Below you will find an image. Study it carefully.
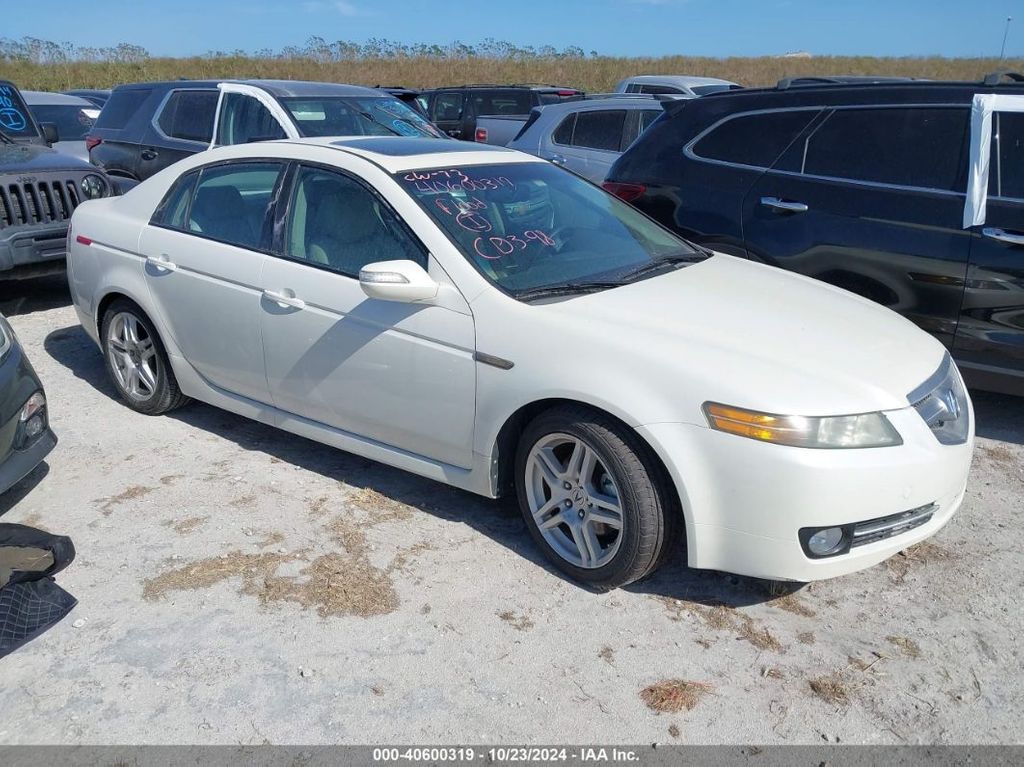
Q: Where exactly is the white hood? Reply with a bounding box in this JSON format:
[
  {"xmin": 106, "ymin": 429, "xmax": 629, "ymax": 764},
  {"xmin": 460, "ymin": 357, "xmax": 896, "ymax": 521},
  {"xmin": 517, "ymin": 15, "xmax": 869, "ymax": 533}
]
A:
[{"xmin": 534, "ymin": 254, "xmax": 948, "ymax": 419}]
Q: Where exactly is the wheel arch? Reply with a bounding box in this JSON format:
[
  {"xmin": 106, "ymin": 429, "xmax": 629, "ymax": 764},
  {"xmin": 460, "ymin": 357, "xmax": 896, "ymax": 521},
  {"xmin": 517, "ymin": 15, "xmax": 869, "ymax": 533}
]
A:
[{"xmin": 489, "ymin": 397, "xmax": 688, "ymax": 539}]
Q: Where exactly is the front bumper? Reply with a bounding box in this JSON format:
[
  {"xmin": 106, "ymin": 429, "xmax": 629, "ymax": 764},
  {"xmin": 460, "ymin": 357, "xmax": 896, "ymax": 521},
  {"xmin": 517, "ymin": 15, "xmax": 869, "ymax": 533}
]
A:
[
  {"xmin": 639, "ymin": 403, "xmax": 974, "ymax": 582},
  {"xmin": 0, "ymin": 333, "xmax": 57, "ymax": 496},
  {"xmin": 0, "ymin": 221, "xmax": 69, "ymax": 274}
]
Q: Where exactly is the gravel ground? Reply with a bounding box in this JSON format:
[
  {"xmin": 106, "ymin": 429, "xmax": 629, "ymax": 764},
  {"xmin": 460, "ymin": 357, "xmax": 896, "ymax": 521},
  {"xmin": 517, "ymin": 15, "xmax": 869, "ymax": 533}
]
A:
[{"xmin": 0, "ymin": 275, "xmax": 1021, "ymax": 745}]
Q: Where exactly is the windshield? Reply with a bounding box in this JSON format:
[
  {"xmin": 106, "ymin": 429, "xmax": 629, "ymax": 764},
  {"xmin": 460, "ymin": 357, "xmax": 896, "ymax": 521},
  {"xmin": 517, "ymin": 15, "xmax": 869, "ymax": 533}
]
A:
[
  {"xmin": 281, "ymin": 96, "xmax": 443, "ymax": 138},
  {"xmin": 0, "ymin": 84, "xmax": 40, "ymax": 139},
  {"xmin": 396, "ymin": 162, "xmax": 702, "ymax": 296},
  {"xmin": 27, "ymin": 104, "xmax": 99, "ymax": 140}
]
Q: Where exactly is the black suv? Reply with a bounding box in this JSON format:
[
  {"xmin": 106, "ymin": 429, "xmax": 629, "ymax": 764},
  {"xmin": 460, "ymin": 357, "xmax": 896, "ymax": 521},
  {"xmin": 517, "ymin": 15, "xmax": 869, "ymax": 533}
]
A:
[
  {"xmin": 605, "ymin": 74, "xmax": 1024, "ymax": 395},
  {"xmin": 419, "ymin": 84, "xmax": 583, "ymax": 140},
  {"xmin": 0, "ymin": 80, "xmax": 116, "ymax": 279}
]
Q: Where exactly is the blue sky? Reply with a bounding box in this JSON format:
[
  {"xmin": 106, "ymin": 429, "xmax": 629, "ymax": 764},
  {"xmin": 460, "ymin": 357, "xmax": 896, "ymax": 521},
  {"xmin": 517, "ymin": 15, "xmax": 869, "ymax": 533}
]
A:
[{"xmin": 7, "ymin": 0, "xmax": 1021, "ymax": 58}]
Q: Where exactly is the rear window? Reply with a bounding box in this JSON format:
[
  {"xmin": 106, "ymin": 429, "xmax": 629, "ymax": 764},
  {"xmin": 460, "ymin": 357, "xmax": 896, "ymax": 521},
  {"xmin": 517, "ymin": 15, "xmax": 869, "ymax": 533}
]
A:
[
  {"xmin": 691, "ymin": 84, "xmax": 742, "ymax": 96},
  {"xmin": 0, "ymin": 83, "xmax": 39, "ymax": 139},
  {"xmin": 692, "ymin": 110, "xmax": 818, "ymax": 169},
  {"xmin": 95, "ymin": 88, "xmax": 152, "ymax": 130},
  {"xmin": 157, "ymin": 90, "xmax": 218, "ymax": 143},
  {"xmin": 472, "ymin": 90, "xmax": 533, "ymax": 116},
  {"xmin": 795, "ymin": 107, "xmax": 970, "ymax": 192}
]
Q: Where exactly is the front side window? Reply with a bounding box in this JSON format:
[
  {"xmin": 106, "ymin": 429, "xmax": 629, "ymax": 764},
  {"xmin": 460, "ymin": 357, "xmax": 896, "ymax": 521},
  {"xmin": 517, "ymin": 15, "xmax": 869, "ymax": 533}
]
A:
[
  {"xmin": 284, "ymin": 165, "xmax": 426, "ymax": 276},
  {"xmin": 692, "ymin": 110, "xmax": 818, "ymax": 169},
  {"xmin": 990, "ymin": 111, "xmax": 1024, "ymax": 200},
  {"xmin": 184, "ymin": 163, "xmax": 283, "ymax": 249},
  {"xmin": 280, "ymin": 96, "xmax": 441, "ymax": 138},
  {"xmin": 157, "ymin": 90, "xmax": 218, "ymax": 143},
  {"xmin": 432, "ymin": 92, "xmax": 464, "ymax": 122},
  {"xmin": 216, "ymin": 93, "xmax": 287, "ymax": 146},
  {"xmin": 572, "ymin": 110, "xmax": 627, "ymax": 152},
  {"xmin": 396, "ymin": 162, "xmax": 699, "ymax": 296},
  {"xmin": 797, "ymin": 107, "xmax": 970, "ymax": 191}
]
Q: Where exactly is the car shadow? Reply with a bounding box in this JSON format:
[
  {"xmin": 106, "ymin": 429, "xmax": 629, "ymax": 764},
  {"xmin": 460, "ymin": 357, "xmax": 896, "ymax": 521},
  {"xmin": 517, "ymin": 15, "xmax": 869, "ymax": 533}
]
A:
[
  {"xmin": 0, "ymin": 274, "xmax": 72, "ymax": 317},
  {"xmin": 970, "ymin": 389, "xmax": 1024, "ymax": 445},
  {"xmin": 42, "ymin": 322, "xmax": 822, "ymax": 609}
]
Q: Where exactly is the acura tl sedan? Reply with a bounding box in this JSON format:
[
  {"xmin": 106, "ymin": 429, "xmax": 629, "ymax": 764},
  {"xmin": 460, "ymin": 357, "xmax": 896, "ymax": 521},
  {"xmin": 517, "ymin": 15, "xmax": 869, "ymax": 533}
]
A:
[{"xmin": 65, "ymin": 137, "xmax": 973, "ymax": 588}]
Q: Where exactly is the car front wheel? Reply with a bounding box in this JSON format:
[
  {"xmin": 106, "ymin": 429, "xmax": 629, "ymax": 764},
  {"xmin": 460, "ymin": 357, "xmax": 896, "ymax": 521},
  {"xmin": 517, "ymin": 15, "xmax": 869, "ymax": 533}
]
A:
[{"xmin": 515, "ymin": 405, "xmax": 677, "ymax": 589}]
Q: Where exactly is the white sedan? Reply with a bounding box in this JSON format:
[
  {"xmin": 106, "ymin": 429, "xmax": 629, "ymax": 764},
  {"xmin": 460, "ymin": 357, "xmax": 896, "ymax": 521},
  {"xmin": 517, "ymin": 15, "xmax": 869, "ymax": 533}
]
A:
[{"xmin": 66, "ymin": 136, "xmax": 974, "ymax": 588}]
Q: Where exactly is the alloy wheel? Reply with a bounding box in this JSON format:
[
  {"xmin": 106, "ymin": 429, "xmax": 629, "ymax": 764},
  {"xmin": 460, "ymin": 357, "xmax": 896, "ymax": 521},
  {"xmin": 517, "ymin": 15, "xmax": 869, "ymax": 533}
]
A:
[
  {"xmin": 524, "ymin": 433, "xmax": 624, "ymax": 569},
  {"xmin": 106, "ymin": 312, "xmax": 159, "ymax": 402}
]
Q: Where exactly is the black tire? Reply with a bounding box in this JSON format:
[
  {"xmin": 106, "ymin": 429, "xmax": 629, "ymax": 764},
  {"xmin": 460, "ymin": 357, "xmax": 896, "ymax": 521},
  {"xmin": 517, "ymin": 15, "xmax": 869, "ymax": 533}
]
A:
[
  {"xmin": 514, "ymin": 404, "xmax": 680, "ymax": 589},
  {"xmin": 100, "ymin": 299, "xmax": 190, "ymax": 415}
]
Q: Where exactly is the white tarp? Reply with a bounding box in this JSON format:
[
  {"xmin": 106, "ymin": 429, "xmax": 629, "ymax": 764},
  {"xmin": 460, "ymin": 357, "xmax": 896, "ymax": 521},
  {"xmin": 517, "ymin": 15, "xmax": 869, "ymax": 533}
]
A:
[{"xmin": 963, "ymin": 93, "xmax": 1024, "ymax": 228}]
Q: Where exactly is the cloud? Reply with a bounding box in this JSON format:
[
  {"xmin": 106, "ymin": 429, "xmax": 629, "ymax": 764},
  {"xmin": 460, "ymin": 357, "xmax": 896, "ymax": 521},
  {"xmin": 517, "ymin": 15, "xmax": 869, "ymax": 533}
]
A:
[{"xmin": 302, "ymin": 0, "xmax": 363, "ymax": 15}]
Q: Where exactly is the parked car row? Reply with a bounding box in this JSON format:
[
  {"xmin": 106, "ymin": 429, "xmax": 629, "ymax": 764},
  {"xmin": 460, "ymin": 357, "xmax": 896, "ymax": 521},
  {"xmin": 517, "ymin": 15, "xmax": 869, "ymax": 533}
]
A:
[{"xmin": 3, "ymin": 70, "xmax": 1009, "ymax": 593}]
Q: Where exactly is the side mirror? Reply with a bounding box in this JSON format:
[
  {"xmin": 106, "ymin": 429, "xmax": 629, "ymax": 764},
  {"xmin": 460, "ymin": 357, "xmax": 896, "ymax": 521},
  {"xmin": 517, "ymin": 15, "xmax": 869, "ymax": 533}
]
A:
[
  {"xmin": 359, "ymin": 260, "xmax": 438, "ymax": 303},
  {"xmin": 40, "ymin": 122, "xmax": 59, "ymax": 145}
]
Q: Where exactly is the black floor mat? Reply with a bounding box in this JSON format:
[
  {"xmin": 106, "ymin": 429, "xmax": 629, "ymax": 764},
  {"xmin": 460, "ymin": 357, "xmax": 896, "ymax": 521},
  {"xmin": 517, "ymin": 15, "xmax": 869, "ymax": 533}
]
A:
[{"xmin": 0, "ymin": 577, "xmax": 77, "ymax": 659}]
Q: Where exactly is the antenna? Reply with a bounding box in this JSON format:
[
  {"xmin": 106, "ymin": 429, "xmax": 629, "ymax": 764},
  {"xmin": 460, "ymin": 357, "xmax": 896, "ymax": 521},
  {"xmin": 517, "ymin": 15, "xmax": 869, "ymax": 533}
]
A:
[{"xmin": 1000, "ymin": 16, "xmax": 1013, "ymax": 60}]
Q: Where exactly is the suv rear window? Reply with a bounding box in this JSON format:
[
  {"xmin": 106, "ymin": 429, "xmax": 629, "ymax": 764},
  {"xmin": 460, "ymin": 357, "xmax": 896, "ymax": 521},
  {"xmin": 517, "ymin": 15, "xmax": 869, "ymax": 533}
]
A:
[
  {"xmin": 157, "ymin": 90, "xmax": 218, "ymax": 143},
  {"xmin": 472, "ymin": 91, "xmax": 533, "ymax": 116},
  {"xmin": 692, "ymin": 110, "xmax": 817, "ymax": 168},
  {"xmin": 95, "ymin": 88, "xmax": 152, "ymax": 129},
  {"xmin": 796, "ymin": 107, "xmax": 969, "ymax": 192}
]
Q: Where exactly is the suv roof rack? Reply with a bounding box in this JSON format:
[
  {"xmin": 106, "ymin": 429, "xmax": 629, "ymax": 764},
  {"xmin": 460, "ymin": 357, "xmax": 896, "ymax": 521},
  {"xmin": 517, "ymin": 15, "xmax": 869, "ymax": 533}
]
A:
[
  {"xmin": 775, "ymin": 75, "xmax": 919, "ymax": 90},
  {"xmin": 982, "ymin": 70, "xmax": 1024, "ymax": 85}
]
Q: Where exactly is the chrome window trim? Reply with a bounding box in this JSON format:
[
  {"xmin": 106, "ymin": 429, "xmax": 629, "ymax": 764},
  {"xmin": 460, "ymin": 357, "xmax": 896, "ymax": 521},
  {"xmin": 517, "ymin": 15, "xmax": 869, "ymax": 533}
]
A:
[
  {"xmin": 684, "ymin": 102, "xmax": 972, "ymax": 197},
  {"xmin": 151, "ymin": 87, "xmax": 219, "ymax": 146}
]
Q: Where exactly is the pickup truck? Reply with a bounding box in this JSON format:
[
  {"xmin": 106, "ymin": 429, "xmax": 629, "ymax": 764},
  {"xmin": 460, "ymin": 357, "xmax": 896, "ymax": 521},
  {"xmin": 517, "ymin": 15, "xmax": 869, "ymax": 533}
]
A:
[
  {"xmin": 419, "ymin": 85, "xmax": 583, "ymax": 144},
  {"xmin": 0, "ymin": 79, "xmax": 118, "ymax": 278}
]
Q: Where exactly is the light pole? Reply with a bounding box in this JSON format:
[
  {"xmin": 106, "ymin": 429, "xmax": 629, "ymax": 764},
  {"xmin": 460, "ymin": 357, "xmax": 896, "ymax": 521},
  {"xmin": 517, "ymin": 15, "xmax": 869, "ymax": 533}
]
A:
[{"xmin": 1000, "ymin": 16, "xmax": 1013, "ymax": 60}]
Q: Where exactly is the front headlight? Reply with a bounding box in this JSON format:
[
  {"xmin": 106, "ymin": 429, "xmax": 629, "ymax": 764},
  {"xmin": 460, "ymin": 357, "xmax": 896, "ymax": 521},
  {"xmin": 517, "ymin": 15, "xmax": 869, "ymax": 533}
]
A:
[
  {"xmin": 703, "ymin": 402, "xmax": 903, "ymax": 449},
  {"xmin": 81, "ymin": 174, "xmax": 108, "ymax": 200}
]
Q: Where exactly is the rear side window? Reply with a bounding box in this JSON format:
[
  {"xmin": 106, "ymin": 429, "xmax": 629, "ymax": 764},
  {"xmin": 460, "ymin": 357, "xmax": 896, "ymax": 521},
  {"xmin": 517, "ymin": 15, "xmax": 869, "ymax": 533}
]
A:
[
  {"xmin": 152, "ymin": 170, "xmax": 200, "ymax": 228},
  {"xmin": 94, "ymin": 88, "xmax": 151, "ymax": 129},
  {"xmin": 182, "ymin": 163, "xmax": 283, "ymax": 250},
  {"xmin": 639, "ymin": 84, "xmax": 684, "ymax": 95},
  {"xmin": 572, "ymin": 110, "xmax": 626, "ymax": 151},
  {"xmin": 157, "ymin": 90, "xmax": 218, "ymax": 143},
  {"xmin": 991, "ymin": 111, "xmax": 1024, "ymax": 200},
  {"xmin": 552, "ymin": 114, "xmax": 576, "ymax": 145},
  {"xmin": 798, "ymin": 107, "xmax": 970, "ymax": 191},
  {"xmin": 692, "ymin": 110, "xmax": 818, "ymax": 168}
]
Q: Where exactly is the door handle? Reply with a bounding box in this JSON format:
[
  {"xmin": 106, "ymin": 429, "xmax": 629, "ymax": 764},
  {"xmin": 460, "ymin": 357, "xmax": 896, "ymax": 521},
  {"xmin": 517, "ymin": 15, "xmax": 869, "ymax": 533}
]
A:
[
  {"xmin": 263, "ymin": 289, "xmax": 306, "ymax": 310},
  {"xmin": 761, "ymin": 196, "xmax": 809, "ymax": 213},
  {"xmin": 982, "ymin": 227, "xmax": 1024, "ymax": 246},
  {"xmin": 546, "ymin": 153, "xmax": 567, "ymax": 166},
  {"xmin": 146, "ymin": 254, "xmax": 177, "ymax": 272},
  {"xmin": 140, "ymin": 149, "xmax": 159, "ymax": 161}
]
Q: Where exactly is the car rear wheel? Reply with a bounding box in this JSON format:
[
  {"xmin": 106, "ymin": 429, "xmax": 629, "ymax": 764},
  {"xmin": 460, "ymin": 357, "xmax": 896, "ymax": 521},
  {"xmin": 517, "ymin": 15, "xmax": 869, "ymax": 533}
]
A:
[
  {"xmin": 515, "ymin": 405, "xmax": 677, "ymax": 589},
  {"xmin": 101, "ymin": 299, "xmax": 189, "ymax": 415}
]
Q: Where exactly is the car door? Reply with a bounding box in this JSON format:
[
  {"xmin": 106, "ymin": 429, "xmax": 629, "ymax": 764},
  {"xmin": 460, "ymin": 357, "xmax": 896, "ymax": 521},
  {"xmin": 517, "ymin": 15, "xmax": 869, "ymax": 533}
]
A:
[
  {"xmin": 258, "ymin": 163, "xmax": 476, "ymax": 468},
  {"xmin": 211, "ymin": 85, "xmax": 294, "ymax": 147},
  {"xmin": 429, "ymin": 91, "xmax": 466, "ymax": 139},
  {"xmin": 139, "ymin": 160, "xmax": 286, "ymax": 403},
  {"xmin": 741, "ymin": 105, "xmax": 973, "ymax": 349},
  {"xmin": 139, "ymin": 88, "xmax": 218, "ymax": 179},
  {"xmin": 955, "ymin": 109, "xmax": 1024, "ymax": 384}
]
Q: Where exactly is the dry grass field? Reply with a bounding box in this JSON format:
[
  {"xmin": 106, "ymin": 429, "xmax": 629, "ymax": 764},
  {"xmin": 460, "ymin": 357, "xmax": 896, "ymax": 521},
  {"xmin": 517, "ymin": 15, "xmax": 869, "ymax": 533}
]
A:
[{"xmin": 5, "ymin": 42, "xmax": 1024, "ymax": 93}]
